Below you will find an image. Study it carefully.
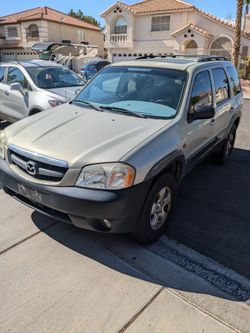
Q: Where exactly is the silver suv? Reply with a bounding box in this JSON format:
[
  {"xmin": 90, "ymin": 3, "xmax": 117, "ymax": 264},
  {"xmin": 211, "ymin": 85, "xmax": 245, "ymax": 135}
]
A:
[
  {"xmin": 0, "ymin": 60, "xmax": 85, "ymax": 122},
  {"xmin": 0, "ymin": 56, "xmax": 243, "ymax": 243}
]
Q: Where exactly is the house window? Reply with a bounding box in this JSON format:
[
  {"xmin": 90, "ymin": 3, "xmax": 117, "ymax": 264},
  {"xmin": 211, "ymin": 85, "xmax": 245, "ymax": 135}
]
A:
[
  {"xmin": 113, "ymin": 17, "xmax": 127, "ymax": 34},
  {"xmin": 7, "ymin": 26, "xmax": 18, "ymax": 37},
  {"xmin": 151, "ymin": 16, "xmax": 170, "ymax": 32},
  {"xmin": 210, "ymin": 37, "xmax": 232, "ymax": 59},
  {"xmin": 27, "ymin": 24, "xmax": 39, "ymax": 38}
]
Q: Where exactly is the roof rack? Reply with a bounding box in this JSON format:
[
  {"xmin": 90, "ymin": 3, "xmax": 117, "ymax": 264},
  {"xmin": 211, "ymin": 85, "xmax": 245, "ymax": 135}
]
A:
[{"xmin": 135, "ymin": 54, "xmax": 228, "ymax": 62}]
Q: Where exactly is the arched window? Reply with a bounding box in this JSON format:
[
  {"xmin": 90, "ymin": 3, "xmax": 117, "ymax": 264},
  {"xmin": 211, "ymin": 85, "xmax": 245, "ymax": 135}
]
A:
[
  {"xmin": 210, "ymin": 37, "xmax": 232, "ymax": 59},
  {"xmin": 113, "ymin": 17, "xmax": 127, "ymax": 34},
  {"xmin": 27, "ymin": 24, "xmax": 39, "ymax": 38},
  {"xmin": 185, "ymin": 40, "xmax": 198, "ymax": 49}
]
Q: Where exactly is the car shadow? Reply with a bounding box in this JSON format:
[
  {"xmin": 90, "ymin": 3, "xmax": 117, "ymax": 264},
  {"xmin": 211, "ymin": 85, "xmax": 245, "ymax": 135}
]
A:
[
  {"xmin": 32, "ymin": 148, "xmax": 250, "ymax": 303},
  {"xmin": 168, "ymin": 147, "xmax": 250, "ymax": 279}
]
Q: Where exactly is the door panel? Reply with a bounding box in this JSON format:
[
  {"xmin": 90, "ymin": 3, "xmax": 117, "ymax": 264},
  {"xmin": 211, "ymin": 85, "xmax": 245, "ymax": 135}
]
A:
[
  {"xmin": 183, "ymin": 70, "xmax": 215, "ymax": 161},
  {"xmin": 4, "ymin": 67, "xmax": 30, "ymax": 120},
  {"xmin": 211, "ymin": 68, "xmax": 231, "ymax": 138}
]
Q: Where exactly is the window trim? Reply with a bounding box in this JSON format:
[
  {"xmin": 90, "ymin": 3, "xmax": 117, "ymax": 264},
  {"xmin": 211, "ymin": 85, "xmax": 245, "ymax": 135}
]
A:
[
  {"xmin": 187, "ymin": 69, "xmax": 213, "ymax": 122},
  {"xmin": 151, "ymin": 15, "xmax": 171, "ymax": 32},
  {"xmin": 211, "ymin": 67, "xmax": 231, "ymax": 106}
]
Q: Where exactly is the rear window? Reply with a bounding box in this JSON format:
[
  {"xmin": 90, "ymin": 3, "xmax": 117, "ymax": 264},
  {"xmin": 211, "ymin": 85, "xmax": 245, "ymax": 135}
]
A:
[{"xmin": 226, "ymin": 66, "xmax": 241, "ymax": 96}]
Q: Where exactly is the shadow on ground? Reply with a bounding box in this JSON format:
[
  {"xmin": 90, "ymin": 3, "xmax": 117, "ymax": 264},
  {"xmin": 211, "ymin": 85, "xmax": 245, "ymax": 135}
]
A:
[
  {"xmin": 32, "ymin": 148, "xmax": 250, "ymax": 304},
  {"xmin": 168, "ymin": 148, "xmax": 250, "ymax": 279}
]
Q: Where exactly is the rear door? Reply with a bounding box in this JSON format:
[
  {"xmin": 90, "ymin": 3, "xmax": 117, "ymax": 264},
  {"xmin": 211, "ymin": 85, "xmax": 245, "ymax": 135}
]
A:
[
  {"xmin": 184, "ymin": 70, "xmax": 215, "ymax": 163},
  {"xmin": 211, "ymin": 67, "xmax": 232, "ymax": 139},
  {"xmin": 4, "ymin": 66, "xmax": 30, "ymax": 120}
]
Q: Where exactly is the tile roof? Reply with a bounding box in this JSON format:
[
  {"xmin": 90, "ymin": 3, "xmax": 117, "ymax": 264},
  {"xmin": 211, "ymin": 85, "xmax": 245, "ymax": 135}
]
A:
[
  {"xmin": 0, "ymin": 7, "xmax": 100, "ymax": 31},
  {"xmin": 171, "ymin": 23, "xmax": 213, "ymax": 38},
  {"xmin": 102, "ymin": 0, "xmax": 193, "ymax": 16},
  {"xmin": 196, "ymin": 8, "xmax": 250, "ymax": 39}
]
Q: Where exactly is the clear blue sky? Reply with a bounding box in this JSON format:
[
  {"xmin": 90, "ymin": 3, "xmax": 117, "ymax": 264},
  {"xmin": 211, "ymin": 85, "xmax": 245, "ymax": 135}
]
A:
[{"xmin": 0, "ymin": 0, "xmax": 237, "ymax": 24}]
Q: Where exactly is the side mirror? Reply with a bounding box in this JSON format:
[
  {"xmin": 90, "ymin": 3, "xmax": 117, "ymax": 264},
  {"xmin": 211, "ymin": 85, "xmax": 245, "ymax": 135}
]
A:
[
  {"xmin": 10, "ymin": 82, "xmax": 24, "ymax": 94},
  {"xmin": 188, "ymin": 104, "xmax": 215, "ymax": 122}
]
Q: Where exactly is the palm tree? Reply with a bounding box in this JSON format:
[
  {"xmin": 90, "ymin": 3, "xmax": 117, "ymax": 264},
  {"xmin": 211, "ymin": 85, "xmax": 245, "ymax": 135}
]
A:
[
  {"xmin": 243, "ymin": 0, "xmax": 250, "ymax": 31},
  {"xmin": 232, "ymin": 0, "xmax": 243, "ymax": 68}
]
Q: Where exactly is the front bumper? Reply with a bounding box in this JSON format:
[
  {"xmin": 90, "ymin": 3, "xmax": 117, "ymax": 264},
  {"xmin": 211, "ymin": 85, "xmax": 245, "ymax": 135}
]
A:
[{"xmin": 0, "ymin": 158, "xmax": 151, "ymax": 233}]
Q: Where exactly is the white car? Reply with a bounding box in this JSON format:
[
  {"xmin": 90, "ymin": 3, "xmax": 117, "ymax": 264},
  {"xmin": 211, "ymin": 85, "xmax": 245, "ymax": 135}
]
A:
[{"xmin": 0, "ymin": 60, "xmax": 85, "ymax": 122}]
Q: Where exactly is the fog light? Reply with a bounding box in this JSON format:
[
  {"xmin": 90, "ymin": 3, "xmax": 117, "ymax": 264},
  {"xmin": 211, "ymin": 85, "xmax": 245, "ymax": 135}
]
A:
[{"xmin": 103, "ymin": 219, "xmax": 112, "ymax": 230}]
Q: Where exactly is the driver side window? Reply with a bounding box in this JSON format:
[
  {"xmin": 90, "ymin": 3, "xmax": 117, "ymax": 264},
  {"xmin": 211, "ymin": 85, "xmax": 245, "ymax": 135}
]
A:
[
  {"xmin": 189, "ymin": 71, "xmax": 213, "ymax": 115},
  {"xmin": 7, "ymin": 67, "xmax": 29, "ymax": 89}
]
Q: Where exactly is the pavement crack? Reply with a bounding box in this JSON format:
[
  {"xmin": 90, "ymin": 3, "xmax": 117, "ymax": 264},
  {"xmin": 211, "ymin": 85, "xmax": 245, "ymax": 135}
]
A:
[
  {"xmin": 0, "ymin": 222, "xmax": 58, "ymax": 256},
  {"xmin": 119, "ymin": 287, "xmax": 165, "ymax": 333}
]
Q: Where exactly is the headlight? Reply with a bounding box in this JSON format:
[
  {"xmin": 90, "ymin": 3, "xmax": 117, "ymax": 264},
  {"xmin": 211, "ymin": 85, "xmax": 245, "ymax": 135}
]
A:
[
  {"xmin": 0, "ymin": 131, "xmax": 6, "ymax": 159},
  {"xmin": 76, "ymin": 163, "xmax": 135, "ymax": 190}
]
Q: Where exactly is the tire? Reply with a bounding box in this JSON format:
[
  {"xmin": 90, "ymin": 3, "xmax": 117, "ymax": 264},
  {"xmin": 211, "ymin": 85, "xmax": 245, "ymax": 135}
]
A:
[
  {"xmin": 132, "ymin": 174, "xmax": 177, "ymax": 244},
  {"xmin": 214, "ymin": 124, "xmax": 237, "ymax": 164}
]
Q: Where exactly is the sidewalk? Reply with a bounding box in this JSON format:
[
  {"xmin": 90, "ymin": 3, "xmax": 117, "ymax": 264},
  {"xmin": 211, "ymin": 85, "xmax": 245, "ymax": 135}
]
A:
[{"xmin": 0, "ymin": 193, "xmax": 250, "ymax": 333}]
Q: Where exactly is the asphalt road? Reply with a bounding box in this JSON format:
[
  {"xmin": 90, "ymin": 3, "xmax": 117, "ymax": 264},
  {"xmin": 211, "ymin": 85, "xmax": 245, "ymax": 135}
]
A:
[{"xmin": 167, "ymin": 100, "xmax": 250, "ymax": 278}]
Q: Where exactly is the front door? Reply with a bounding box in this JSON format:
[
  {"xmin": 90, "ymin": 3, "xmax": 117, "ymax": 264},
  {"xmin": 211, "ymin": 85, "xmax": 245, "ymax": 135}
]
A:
[{"xmin": 3, "ymin": 66, "xmax": 30, "ymax": 120}]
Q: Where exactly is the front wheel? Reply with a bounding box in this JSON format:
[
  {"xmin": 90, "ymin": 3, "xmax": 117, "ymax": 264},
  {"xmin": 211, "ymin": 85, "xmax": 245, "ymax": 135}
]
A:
[
  {"xmin": 132, "ymin": 174, "xmax": 177, "ymax": 244},
  {"xmin": 214, "ymin": 124, "xmax": 237, "ymax": 164}
]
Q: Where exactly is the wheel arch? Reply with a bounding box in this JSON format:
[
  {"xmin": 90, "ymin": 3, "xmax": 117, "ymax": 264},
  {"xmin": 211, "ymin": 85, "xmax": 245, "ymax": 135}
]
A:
[{"xmin": 145, "ymin": 151, "xmax": 186, "ymax": 185}]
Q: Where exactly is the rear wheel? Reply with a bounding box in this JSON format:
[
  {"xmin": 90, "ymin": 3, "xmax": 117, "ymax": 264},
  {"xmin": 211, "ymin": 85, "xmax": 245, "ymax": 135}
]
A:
[
  {"xmin": 132, "ymin": 174, "xmax": 177, "ymax": 243},
  {"xmin": 214, "ymin": 124, "xmax": 237, "ymax": 164}
]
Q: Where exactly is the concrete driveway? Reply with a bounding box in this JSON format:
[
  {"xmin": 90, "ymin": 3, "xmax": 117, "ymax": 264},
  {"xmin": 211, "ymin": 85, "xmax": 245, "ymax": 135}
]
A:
[{"xmin": 0, "ymin": 101, "xmax": 250, "ymax": 333}]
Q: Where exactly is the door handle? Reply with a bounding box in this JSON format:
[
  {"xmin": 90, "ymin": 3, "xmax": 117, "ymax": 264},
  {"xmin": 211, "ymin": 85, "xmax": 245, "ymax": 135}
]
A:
[{"xmin": 210, "ymin": 119, "xmax": 216, "ymax": 126}]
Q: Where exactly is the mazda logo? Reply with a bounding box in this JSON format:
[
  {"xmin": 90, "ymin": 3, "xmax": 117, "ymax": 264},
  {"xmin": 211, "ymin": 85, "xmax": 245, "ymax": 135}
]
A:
[{"xmin": 26, "ymin": 161, "xmax": 37, "ymax": 176}]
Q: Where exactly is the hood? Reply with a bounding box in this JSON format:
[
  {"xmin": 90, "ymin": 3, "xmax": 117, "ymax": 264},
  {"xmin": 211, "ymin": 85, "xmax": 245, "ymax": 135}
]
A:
[
  {"xmin": 5, "ymin": 104, "xmax": 171, "ymax": 168},
  {"xmin": 46, "ymin": 86, "xmax": 83, "ymax": 101}
]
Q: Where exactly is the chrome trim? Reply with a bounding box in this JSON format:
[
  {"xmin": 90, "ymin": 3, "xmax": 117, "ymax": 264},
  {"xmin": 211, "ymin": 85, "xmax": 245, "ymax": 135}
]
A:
[{"xmin": 8, "ymin": 144, "xmax": 68, "ymax": 168}]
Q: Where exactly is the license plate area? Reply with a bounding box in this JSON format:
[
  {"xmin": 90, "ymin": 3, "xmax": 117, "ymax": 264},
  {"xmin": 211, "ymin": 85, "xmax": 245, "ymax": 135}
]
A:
[{"xmin": 18, "ymin": 184, "xmax": 42, "ymax": 204}]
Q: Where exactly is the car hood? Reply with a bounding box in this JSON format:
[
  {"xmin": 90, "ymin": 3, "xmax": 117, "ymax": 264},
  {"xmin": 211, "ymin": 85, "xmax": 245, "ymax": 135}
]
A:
[
  {"xmin": 5, "ymin": 104, "xmax": 171, "ymax": 168},
  {"xmin": 47, "ymin": 86, "xmax": 83, "ymax": 101}
]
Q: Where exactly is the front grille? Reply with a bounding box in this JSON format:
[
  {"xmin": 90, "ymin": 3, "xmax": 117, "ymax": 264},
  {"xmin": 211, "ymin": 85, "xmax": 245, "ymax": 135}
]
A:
[{"xmin": 8, "ymin": 145, "xmax": 68, "ymax": 182}]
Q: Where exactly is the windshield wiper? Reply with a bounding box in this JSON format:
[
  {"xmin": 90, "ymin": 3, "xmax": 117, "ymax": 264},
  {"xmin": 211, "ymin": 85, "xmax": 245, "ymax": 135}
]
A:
[
  {"xmin": 71, "ymin": 100, "xmax": 103, "ymax": 112},
  {"xmin": 99, "ymin": 106, "xmax": 147, "ymax": 118}
]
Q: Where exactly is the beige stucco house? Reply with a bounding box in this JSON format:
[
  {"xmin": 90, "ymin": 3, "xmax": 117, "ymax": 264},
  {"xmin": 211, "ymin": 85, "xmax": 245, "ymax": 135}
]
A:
[
  {"xmin": 101, "ymin": 0, "xmax": 250, "ymax": 62},
  {"xmin": 0, "ymin": 7, "xmax": 104, "ymax": 61}
]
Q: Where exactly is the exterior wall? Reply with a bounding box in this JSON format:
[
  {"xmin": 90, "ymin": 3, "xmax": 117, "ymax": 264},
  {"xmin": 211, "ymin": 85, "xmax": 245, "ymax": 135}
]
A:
[
  {"xmin": 0, "ymin": 20, "xmax": 104, "ymax": 59},
  {"xmin": 104, "ymin": 7, "xmax": 250, "ymax": 62},
  {"xmin": 47, "ymin": 21, "xmax": 104, "ymax": 57},
  {"xmin": 21, "ymin": 20, "xmax": 49, "ymax": 48}
]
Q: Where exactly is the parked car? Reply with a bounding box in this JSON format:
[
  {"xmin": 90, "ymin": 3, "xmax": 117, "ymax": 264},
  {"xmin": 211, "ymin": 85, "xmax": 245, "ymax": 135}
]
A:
[
  {"xmin": 80, "ymin": 59, "xmax": 110, "ymax": 81},
  {"xmin": 0, "ymin": 56, "xmax": 243, "ymax": 243},
  {"xmin": 0, "ymin": 60, "xmax": 85, "ymax": 122}
]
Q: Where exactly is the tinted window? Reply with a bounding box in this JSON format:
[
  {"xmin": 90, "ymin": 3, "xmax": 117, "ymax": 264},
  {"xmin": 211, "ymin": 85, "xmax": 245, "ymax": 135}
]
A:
[
  {"xmin": 190, "ymin": 71, "xmax": 212, "ymax": 110},
  {"xmin": 226, "ymin": 66, "xmax": 241, "ymax": 96},
  {"xmin": 7, "ymin": 67, "xmax": 28, "ymax": 89},
  {"xmin": 0, "ymin": 67, "xmax": 6, "ymax": 82},
  {"xmin": 212, "ymin": 68, "xmax": 230, "ymax": 104}
]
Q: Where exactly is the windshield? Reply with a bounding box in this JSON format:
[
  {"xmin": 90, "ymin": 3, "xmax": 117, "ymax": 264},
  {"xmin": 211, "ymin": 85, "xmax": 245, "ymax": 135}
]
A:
[
  {"xmin": 73, "ymin": 66, "xmax": 187, "ymax": 119},
  {"xmin": 26, "ymin": 66, "xmax": 85, "ymax": 89}
]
